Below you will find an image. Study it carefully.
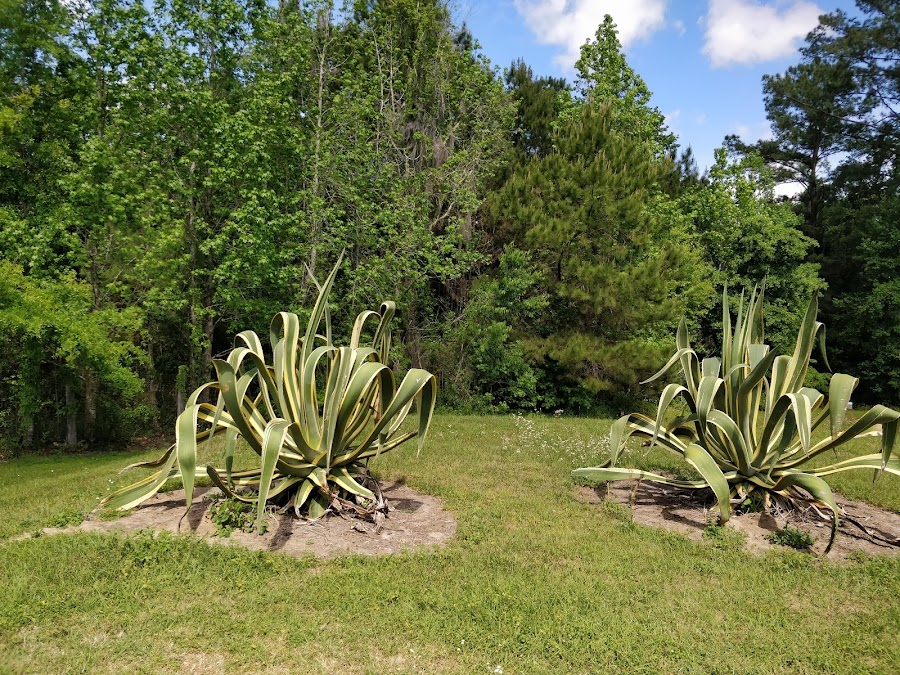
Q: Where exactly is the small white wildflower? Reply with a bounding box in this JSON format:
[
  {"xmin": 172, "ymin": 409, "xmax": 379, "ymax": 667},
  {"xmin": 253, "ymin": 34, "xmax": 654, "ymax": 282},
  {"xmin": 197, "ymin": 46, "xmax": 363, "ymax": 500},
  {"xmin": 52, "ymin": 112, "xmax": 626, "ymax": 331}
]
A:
[{"xmin": 493, "ymin": 666, "xmax": 503, "ymax": 674}]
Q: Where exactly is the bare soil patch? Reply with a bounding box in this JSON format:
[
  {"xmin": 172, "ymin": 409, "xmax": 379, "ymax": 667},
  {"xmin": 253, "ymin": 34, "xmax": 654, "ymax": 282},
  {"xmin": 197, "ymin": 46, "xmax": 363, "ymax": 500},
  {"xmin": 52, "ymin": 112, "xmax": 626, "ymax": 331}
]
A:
[
  {"xmin": 35, "ymin": 482, "xmax": 456, "ymax": 559},
  {"xmin": 577, "ymin": 481, "xmax": 900, "ymax": 561}
]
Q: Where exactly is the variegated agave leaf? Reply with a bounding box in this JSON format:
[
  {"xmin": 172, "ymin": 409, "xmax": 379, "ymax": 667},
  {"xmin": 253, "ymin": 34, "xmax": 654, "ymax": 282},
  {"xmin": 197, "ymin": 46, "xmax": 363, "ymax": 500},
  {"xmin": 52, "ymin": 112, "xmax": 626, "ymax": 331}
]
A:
[
  {"xmin": 575, "ymin": 287, "xmax": 900, "ymax": 553},
  {"xmin": 102, "ymin": 254, "xmax": 437, "ymax": 533}
]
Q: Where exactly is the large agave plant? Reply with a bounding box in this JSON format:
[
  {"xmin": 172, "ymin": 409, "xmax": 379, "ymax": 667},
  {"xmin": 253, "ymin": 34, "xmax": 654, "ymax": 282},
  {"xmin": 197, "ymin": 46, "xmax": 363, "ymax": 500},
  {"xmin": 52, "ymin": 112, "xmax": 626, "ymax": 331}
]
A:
[
  {"xmin": 574, "ymin": 288, "xmax": 900, "ymax": 551},
  {"xmin": 101, "ymin": 256, "xmax": 437, "ymax": 533}
]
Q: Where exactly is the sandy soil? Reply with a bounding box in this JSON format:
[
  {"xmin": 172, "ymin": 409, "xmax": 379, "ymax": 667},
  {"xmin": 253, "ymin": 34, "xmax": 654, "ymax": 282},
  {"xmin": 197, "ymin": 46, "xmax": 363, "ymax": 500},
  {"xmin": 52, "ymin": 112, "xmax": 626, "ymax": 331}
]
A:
[
  {"xmin": 577, "ymin": 481, "xmax": 900, "ymax": 561},
  {"xmin": 34, "ymin": 481, "xmax": 456, "ymax": 559}
]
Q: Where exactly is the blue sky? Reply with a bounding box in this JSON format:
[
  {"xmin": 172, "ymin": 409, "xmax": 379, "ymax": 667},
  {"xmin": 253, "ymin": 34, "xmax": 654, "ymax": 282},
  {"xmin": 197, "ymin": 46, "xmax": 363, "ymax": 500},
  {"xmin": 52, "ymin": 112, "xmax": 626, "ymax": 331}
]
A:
[{"xmin": 455, "ymin": 0, "xmax": 853, "ymax": 175}]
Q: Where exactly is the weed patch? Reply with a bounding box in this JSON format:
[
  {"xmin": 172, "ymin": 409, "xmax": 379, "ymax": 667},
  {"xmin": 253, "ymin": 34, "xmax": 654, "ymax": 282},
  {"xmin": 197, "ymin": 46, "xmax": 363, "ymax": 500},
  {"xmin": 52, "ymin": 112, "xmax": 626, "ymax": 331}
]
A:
[
  {"xmin": 768, "ymin": 525, "xmax": 815, "ymax": 550},
  {"xmin": 207, "ymin": 495, "xmax": 262, "ymax": 537},
  {"xmin": 703, "ymin": 522, "xmax": 746, "ymax": 551},
  {"xmin": 45, "ymin": 509, "xmax": 85, "ymax": 529}
]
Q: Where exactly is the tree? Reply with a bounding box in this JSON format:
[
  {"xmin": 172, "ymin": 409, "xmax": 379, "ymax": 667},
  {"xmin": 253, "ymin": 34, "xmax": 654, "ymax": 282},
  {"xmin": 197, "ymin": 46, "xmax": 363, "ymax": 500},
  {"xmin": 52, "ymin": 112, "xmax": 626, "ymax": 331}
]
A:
[
  {"xmin": 481, "ymin": 17, "xmax": 707, "ymax": 410},
  {"xmin": 573, "ymin": 14, "xmax": 675, "ymax": 155},
  {"xmin": 321, "ymin": 0, "xmax": 513, "ymax": 366},
  {"xmin": 504, "ymin": 58, "xmax": 569, "ymax": 159},
  {"xmin": 729, "ymin": 54, "xmax": 856, "ymax": 245},
  {"xmin": 813, "ymin": 2, "xmax": 900, "ymax": 137},
  {"xmin": 749, "ymin": 1, "xmax": 900, "ymax": 402},
  {"xmin": 0, "ymin": 0, "xmax": 85, "ymax": 277},
  {"xmin": 678, "ymin": 149, "xmax": 822, "ymax": 353},
  {"xmin": 0, "ymin": 262, "xmax": 145, "ymax": 450},
  {"xmin": 493, "ymin": 102, "xmax": 701, "ymax": 408}
]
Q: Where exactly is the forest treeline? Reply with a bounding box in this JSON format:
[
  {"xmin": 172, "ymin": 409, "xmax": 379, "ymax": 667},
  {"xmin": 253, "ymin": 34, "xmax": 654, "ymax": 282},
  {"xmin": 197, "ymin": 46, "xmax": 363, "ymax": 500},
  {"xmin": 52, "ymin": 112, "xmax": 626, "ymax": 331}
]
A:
[{"xmin": 0, "ymin": 0, "xmax": 896, "ymax": 451}]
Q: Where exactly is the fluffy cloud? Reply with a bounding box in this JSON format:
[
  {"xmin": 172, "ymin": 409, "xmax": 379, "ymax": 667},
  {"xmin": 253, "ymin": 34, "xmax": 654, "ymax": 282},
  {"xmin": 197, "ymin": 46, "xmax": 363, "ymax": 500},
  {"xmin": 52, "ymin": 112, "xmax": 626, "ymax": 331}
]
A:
[
  {"xmin": 774, "ymin": 181, "xmax": 804, "ymax": 198},
  {"xmin": 703, "ymin": 0, "xmax": 822, "ymax": 68},
  {"xmin": 513, "ymin": 0, "xmax": 668, "ymax": 71}
]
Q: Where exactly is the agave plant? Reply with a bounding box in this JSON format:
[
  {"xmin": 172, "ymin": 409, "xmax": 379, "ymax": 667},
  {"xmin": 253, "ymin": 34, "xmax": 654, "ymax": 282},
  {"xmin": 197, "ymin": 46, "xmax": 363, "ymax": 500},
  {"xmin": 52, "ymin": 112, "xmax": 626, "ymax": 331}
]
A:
[
  {"xmin": 574, "ymin": 288, "xmax": 900, "ymax": 551},
  {"xmin": 101, "ymin": 255, "xmax": 437, "ymax": 533}
]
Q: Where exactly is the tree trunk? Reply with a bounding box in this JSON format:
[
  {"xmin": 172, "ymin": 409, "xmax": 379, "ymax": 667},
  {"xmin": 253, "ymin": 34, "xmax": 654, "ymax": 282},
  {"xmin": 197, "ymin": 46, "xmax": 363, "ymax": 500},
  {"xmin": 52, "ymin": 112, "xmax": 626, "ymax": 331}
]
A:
[
  {"xmin": 307, "ymin": 10, "xmax": 332, "ymax": 286},
  {"xmin": 83, "ymin": 371, "xmax": 97, "ymax": 442},
  {"xmin": 203, "ymin": 311, "xmax": 214, "ymax": 378},
  {"xmin": 65, "ymin": 381, "xmax": 78, "ymax": 447},
  {"xmin": 405, "ymin": 298, "xmax": 424, "ymax": 369},
  {"xmin": 23, "ymin": 416, "xmax": 34, "ymax": 449},
  {"xmin": 147, "ymin": 341, "xmax": 158, "ymax": 411}
]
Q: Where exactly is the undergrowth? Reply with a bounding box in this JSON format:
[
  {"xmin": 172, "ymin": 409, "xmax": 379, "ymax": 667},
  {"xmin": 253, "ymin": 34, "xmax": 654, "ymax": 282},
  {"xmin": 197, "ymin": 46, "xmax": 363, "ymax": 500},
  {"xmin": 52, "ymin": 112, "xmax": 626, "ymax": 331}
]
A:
[
  {"xmin": 768, "ymin": 524, "xmax": 815, "ymax": 550},
  {"xmin": 206, "ymin": 494, "xmax": 262, "ymax": 537}
]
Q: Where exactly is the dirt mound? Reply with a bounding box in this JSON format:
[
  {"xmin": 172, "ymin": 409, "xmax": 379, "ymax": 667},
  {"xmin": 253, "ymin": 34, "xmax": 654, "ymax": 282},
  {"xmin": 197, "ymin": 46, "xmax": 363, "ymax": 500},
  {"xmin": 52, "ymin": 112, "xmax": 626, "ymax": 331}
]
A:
[
  {"xmin": 577, "ymin": 481, "xmax": 900, "ymax": 561},
  {"xmin": 35, "ymin": 481, "xmax": 456, "ymax": 559}
]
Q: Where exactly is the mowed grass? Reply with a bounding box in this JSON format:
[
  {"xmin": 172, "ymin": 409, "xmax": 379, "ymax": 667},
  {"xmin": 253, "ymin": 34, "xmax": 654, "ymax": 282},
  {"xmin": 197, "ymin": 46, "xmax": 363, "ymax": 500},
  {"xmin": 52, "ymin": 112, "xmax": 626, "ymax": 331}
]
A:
[{"xmin": 1, "ymin": 413, "xmax": 899, "ymax": 674}]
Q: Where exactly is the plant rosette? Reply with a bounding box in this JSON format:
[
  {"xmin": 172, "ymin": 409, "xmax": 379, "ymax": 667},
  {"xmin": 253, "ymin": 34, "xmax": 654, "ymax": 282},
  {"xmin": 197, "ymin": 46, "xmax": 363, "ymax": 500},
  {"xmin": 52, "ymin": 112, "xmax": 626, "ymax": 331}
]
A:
[
  {"xmin": 574, "ymin": 288, "xmax": 900, "ymax": 553},
  {"xmin": 101, "ymin": 254, "xmax": 437, "ymax": 533}
]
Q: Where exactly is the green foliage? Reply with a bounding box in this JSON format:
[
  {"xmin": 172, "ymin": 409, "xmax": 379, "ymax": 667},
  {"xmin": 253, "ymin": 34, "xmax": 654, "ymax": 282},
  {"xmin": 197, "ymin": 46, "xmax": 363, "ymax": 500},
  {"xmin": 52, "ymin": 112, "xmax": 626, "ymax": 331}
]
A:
[
  {"xmin": 0, "ymin": 0, "xmax": 515, "ymax": 441},
  {"xmin": 207, "ymin": 494, "xmax": 259, "ymax": 537},
  {"xmin": 575, "ymin": 288, "xmax": 900, "ymax": 553},
  {"xmin": 102, "ymin": 258, "xmax": 437, "ymax": 531},
  {"xmin": 810, "ymin": 2, "xmax": 900, "ymax": 142},
  {"xmin": 302, "ymin": 0, "xmax": 512, "ymax": 349},
  {"xmin": 678, "ymin": 150, "xmax": 822, "ymax": 353},
  {"xmin": 0, "ymin": 262, "xmax": 146, "ymax": 450},
  {"xmin": 768, "ymin": 524, "xmax": 814, "ymax": 550},
  {"xmin": 744, "ymin": 2, "xmax": 900, "ymax": 403},
  {"xmin": 480, "ymin": 18, "xmax": 719, "ymax": 412},
  {"xmin": 491, "ymin": 102, "xmax": 704, "ymax": 408},
  {"xmin": 828, "ymin": 197, "xmax": 900, "ymax": 404},
  {"xmin": 3, "ymin": 0, "xmax": 894, "ymax": 432},
  {"xmin": 573, "ymin": 14, "xmax": 675, "ymax": 155},
  {"xmin": 503, "ymin": 59, "xmax": 570, "ymax": 159},
  {"xmin": 428, "ymin": 246, "xmax": 547, "ymax": 411}
]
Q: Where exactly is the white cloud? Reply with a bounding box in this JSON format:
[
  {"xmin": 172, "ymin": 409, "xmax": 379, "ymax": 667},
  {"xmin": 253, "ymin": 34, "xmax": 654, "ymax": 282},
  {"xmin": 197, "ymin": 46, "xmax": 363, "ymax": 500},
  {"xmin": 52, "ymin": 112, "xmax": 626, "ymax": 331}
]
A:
[
  {"xmin": 513, "ymin": 0, "xmax": 668, "ymax": 71},
  {"xmin": 703, "ymin": 0, "xmax": 822, "ymax": 68},
  {"xmin": 774, "ymin": 181, "xmax": 804, "ymax": 198},
  {"xmin": 673, "ymin": 19, "xmax": 687, "ymax": 36}
]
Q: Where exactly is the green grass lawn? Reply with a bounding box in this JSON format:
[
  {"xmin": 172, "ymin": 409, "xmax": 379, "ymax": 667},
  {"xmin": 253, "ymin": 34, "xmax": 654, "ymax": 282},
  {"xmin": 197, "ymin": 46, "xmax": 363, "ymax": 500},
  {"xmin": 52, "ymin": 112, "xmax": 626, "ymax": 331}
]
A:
[{"xmin": 1, "ymin": 413, "xmax": 899, "ymax": 674}]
